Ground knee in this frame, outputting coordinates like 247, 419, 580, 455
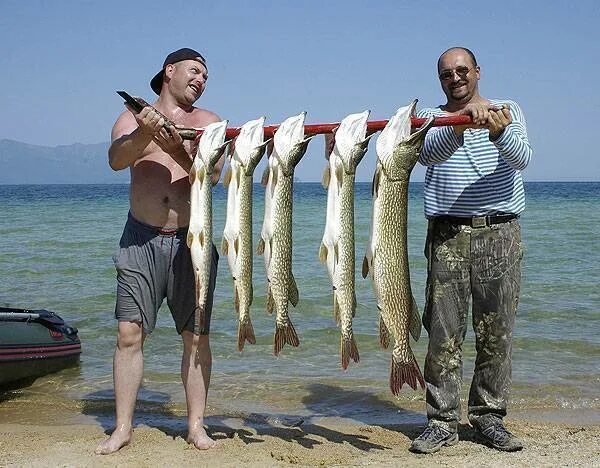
116, 321, 144, 351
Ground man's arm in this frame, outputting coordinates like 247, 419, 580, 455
488, 102, 532, 171
109, 105, 194, 172
417, 108, 463, 166
108, 106, 165, 171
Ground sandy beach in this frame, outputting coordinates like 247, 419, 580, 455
1, 391, 598, 468
1, 418, 599, 467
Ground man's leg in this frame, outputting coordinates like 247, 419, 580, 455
95, 321, 145, 455
181, 331, 215, 450
411, 221, 471, 454
468, 221, 523, 451
423, 222, 472, 425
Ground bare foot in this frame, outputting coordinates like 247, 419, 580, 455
187, 425, 216, 450
95, 425, 132, 455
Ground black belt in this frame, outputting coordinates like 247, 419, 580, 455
435, 213, 518, 228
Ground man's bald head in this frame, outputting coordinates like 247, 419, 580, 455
437, 47, 478, 72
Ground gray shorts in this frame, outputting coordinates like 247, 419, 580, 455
113, 212, 218, 335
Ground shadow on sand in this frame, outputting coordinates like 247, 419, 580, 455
80, 382, 475, 452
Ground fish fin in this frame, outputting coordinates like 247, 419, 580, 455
318, 242, 328, 264
379, 313, 390, 349
257, 237, 265, 255
289, 274, 299, 307
352, 293, 357, 318
266, 284, 274, 315
186, 231, 194, 248
234, 236, 240, 256
333, 290, 340, 325
234, 286, 240, 312
260, 166, 269, 187
198, 229, 205, 248
324, 132, 335, 161
372, 165, 381, 197
189, 166, 196, 184
321, 165, 330, 189
390, 350, 425, 395
409, 295, 422, 341
237, 317, 256, 352
361, 255, 370, 279
273, 320, 300, 356
221, 237, 229, 256
341, 334, 360, 370
223, 166, 232, 188
197, 166, 206, 186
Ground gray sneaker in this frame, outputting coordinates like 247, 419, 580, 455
471, 414, 524, 452
409, 422, 459, 454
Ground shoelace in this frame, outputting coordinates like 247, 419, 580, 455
481, 420, 512, 443
420, 425, 451, 443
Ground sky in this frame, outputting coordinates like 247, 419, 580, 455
0, 0, 598, 182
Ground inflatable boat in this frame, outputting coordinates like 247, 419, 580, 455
0, 307, 81, 388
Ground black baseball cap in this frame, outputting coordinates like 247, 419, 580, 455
150, 48, 207, 95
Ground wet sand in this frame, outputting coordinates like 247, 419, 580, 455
1, 411, 598, 467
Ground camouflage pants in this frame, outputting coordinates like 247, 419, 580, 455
422, 218, 522, 428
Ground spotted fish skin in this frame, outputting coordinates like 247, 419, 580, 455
319, 111, 372, 369
258, 113, 312, 355
187, 120, 229, 334
362, 101, 435, 394
222, 117, 269, 351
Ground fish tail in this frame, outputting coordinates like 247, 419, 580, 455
273, 321, 300, 356
389, 351, 425, 395
341, 334, 360, 370
237, 318, 256, 352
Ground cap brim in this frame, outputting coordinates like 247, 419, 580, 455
150, 70, 164, 95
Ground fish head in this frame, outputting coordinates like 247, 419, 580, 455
234, 117, 266, 174
198, 119, 228, 168
376, 100, 432, 180
391, 115, 435, 173
334, 110, 371, 175
273, 112, 307, 175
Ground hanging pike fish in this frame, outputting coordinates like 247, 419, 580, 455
362, 101, 435, 394
319, 110, 372, 369
187, 120, 229, 334
222, 117, 269, 351
257, 112, 312, 355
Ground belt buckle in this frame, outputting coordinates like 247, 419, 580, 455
472, 216, 487, 228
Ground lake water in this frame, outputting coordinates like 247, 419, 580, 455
1, 182, 598, 427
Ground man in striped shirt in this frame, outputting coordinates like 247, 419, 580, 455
409, 47, 532, 454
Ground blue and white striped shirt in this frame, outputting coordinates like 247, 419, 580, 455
417, 99, 532, 218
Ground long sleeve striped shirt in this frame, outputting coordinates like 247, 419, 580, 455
417, 99, 532, 218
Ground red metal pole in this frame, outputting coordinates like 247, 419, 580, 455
214, 115, 471, 139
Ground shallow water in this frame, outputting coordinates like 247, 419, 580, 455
1, 182, 599, 427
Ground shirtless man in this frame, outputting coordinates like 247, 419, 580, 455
96, 48, 224, 455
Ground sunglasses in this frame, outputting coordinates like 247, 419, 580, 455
438, 66, 473, 82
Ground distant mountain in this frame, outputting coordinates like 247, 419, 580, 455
0, 139, 129, 184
